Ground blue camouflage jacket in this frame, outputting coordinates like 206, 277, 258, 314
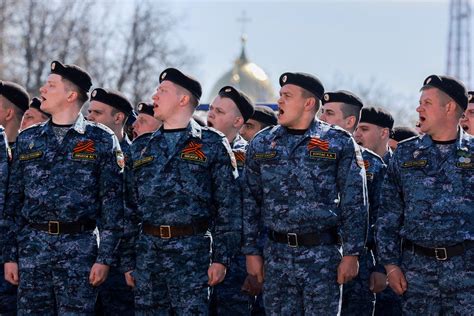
0, 127, 8, 232
242, 119, 368, 256
377, 129, 474, 266
1, 114, 124, 265
128, 119, 242, 267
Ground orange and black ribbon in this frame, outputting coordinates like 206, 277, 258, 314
73, 140, 95, 153
182, 141, 206, 160
307, 137, 329, 151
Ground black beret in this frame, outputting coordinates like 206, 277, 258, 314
360, 107, 394, 129
137, 102, 154, 117
0, 80, 29, 113
125, 110, 137, 127
390, 126, 418, 142
279, 72, 324, 100
422, 74, 468, 110
29, 97, 51, 117
90, 88, 133, 116
252, 105, 277, 126
218, 86, 255, 122
159, 68, 202, 101
322, 90, 363, 108
50, 60, 92, 93
468, 91, 473, 104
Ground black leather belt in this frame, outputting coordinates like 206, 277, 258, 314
268, 227, 340, 247
30, 220, 96, 235
143, 220, 208, 239
403, 239, 474, 261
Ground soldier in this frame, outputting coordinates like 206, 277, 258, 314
354, 107, 394, 163
206, 86, 255, 315
388, 126, 418, 151
123, 68, 241, 314
320, 90, 385, 315
132, 102, 162, 139
20, 97, 51, 131
86, 88, 135, 316
377, 75, 474, 314
459, 91, 474, 135
240, 105, 277, 142
207, 85, 254, 172
243, 72, 368, 314
0, 81, 29, 145
0, 80, 28, 315
0, 126, 14, 316
1, 60, 124, 314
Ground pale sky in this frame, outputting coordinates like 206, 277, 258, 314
165, 0, 468, 110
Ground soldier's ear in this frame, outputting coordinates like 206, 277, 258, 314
66, 90, 78, 103
304, 97, 316, 111
178, 94, 190, 107
114, 112, 125, 125
233, 116, 244, 128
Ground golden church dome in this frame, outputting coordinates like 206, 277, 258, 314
207, 36, 277, 103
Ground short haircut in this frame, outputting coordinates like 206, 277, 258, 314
62, 78, 88, 105
0, 95, 24, 121
300, 87, 320, 111
110, 107, 129, 126
340, 103, 362, 125
176, 84, 199, 107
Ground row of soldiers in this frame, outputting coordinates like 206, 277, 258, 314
0, 60, 472, 315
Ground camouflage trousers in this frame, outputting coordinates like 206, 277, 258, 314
262, 241, 342, 315
17, 229, 98, 315
400, 245, 474, 315
133, 233, 210, 315
341, 250, 375, 315
95, 266, 134, 316
210, 254, 255, 315
374, 284, 401, 316
0, 265, 17, 316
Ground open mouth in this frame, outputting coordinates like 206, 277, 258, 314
207, 121, 214, 128
419, 116, 426, 123
461, 124, 469, 131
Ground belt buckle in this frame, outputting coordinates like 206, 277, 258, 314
287, 233, 298, 247
435, 247, 447, 261
48, 221, 60, 235
160, 225, 171, 239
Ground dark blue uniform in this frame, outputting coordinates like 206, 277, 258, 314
126, 120, 241, 315
1, 115, 124, 314
242, 120, 368, 314
377, 130, 474, 314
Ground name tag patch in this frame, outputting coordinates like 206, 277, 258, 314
402, 159, 427, 168
72, 152, 97, 161
19, 151, 43, 161
309, 151, 336, 160
456, 162, 474, 169
254, 152, 277, 160
180, 152, 207, 163
133, 156, 154, 169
